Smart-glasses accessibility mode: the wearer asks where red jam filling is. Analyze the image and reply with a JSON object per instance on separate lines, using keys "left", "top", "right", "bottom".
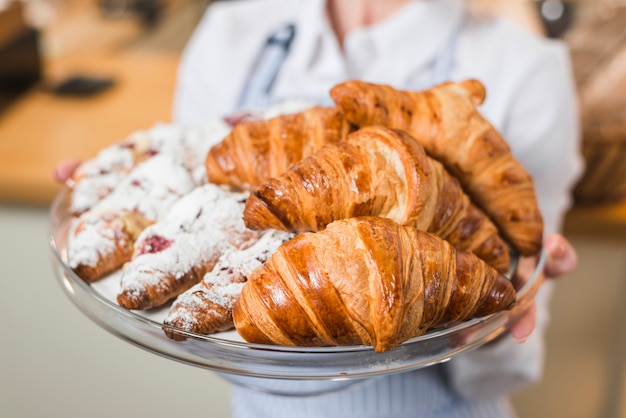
{"left": 138, "top": 235, "right": 174, "bottom": 255}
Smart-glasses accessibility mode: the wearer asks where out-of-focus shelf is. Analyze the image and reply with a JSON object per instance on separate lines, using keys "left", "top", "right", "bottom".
{"left": 0, "top": 49, "right": 180, "bottom": 205}
{"left": 0, "top": 0, "right": 192, "bottom": 205}
{"left": 564, "top": 199, "right": 626, "bottom": 239}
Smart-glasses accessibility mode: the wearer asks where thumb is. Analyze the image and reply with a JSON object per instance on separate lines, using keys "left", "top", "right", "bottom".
{"left": 543, "top": 234, "right": 578, "bottom": 279}
{"left": 53, "top": 160, "right": 81, "bottom": 183}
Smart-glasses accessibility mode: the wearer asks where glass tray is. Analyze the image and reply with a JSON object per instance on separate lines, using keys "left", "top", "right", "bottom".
{"left": 49, "top": 187, "right": 546, "bottom": 396}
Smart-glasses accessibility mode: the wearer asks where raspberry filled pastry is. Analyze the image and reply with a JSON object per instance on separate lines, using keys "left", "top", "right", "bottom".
{"left": 68, "top": 121, "right": 230, "bottom": 214}
{"left": 163, "top": 229, "right": 293, "bottom": 340}
{"left": 67, "top": 155, "right": 197, "bottom": 282}
{"left": 117, "top": 183, "right": 262, "bottom": 310}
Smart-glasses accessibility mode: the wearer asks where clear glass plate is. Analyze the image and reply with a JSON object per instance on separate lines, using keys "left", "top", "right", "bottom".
{"left": 49, "top": 186, "right": 546, "bottom": 396}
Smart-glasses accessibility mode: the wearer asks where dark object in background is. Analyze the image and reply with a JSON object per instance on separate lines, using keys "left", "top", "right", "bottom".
{"left": 535, "top": 0, "right": 575, "bottom": 38}
{"left": 51, "top": 76, "right": 115, "bottom": 97}
{"left": 99, "top": 0, "right": 165, "bottom": 28}
{"left": 0, "top": 3, "right": 42, "bottom": 115}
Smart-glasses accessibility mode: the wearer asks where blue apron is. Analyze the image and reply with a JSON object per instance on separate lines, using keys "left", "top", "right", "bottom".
{"left": 237, "top": 21, "right": 460, "bottom": 111}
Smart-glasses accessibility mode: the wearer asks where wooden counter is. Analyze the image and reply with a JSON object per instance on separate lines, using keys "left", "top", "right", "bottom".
{"left": 0, "top": 49, "right": 180, "bottom": 205}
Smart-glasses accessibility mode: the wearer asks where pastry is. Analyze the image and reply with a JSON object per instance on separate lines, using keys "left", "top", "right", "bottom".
{"left": 233, "top": 216, "right": 516, "bottom": 352}
{"left": 69, "top": 121, "right": 230, "bottom": 214}
{"left": 117, "top": 183, "right": 260, "bottom": 310}
{"left": 330, "top": 79, "right": 544, "bottom": 255}
{"left": 205, "top": 106, "right": 353, "bottom": 190}
{"left": 243, "top": 126, "right": 511, "bottom": 272}
{"left": 67, "top": 155, "right": 197, "bottom": 282}
{"left": 163, "top": 229, "right": 293, "bottom": 340}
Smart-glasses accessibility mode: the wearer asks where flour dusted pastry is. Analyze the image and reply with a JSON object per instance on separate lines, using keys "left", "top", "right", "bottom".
{"left": 163, "top": 230, "right": 293, "bottom": 340}
{"left": 233, "top": 217, "right": 517, "bottom": 353}
{"left": 117, "top": 184, "right": 261, "bottom": 310}
{"left": 67, "top": 155, "right": 196, "bottom": 282}
{"left": 205, "top": 106, "right": 353, "bottom": 190}
{"left": 330, "top": 79, "right": 544, "bottom": 255}
{"left": 244, "top": 126, "right": 511, "bottom": 273}
{"left": 69, "top": 121, "right": 230, "bottom": 214}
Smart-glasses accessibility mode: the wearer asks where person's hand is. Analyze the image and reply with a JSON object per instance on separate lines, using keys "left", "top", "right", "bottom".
{"left": 509, "top": 233, "right": 578, "bottom": 343}
{"left": 53, "top": 159, "right": 81, "bottom": 183}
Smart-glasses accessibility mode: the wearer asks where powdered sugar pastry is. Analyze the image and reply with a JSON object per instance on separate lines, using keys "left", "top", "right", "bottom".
{"left": 67, "top": 155, "right": 196, "bottom": 282}
{"left": 117, "top": 183, "right": 262, "bottom": 310}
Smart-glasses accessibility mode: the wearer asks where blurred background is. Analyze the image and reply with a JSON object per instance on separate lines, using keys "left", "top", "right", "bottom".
{"left": 0, "top": 0, "right": 625, "bottom": 417}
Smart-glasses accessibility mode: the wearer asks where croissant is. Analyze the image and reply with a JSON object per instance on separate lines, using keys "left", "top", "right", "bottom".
{"left": 163, "top": 229, "right": 293, "bottom": 340}
{"left": 117, "top": 184, "right": 259, "bottom": 310}
{"left": 68, "top": 155, "right": 197, "bottom": 282}
{"left": 330, "top": 79, "right": 543, "bottom": 256}
{"left": 205, "top": 106, "right": 353, "bottom": 190}
{"left": 243, "top": 126, "right": 511, "bottom": 272}
{"left": 233, "top": 217, "right": 516, "bottom": 352}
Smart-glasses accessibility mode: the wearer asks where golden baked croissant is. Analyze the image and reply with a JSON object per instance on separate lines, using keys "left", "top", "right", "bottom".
{"left": 330, "top": 79, "right": 543, "bottom": 256}
{"left": 233, "top": 216, "right": 517, "bottom": 353}
{"left": 243, "top": 126, "right": 510, "bottom": 272}
{"left": 205, "top": 106, "right": 353, "bottom": 190}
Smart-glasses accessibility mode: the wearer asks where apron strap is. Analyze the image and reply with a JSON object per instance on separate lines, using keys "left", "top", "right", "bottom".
{"left": 237, "top": 24, "right": 296, "bottom": 111}
{"left": 429, "top": 29, "right": 458, "bottom": 87}
{"left": 412, "top": 17, "right": 464, "bottom": 91}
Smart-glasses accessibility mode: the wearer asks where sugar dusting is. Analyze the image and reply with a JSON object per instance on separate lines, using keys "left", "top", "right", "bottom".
{"left": 68, "top": 100, "right": 313, "bottom": 334}
{"left": 69, "top": 120, "right": 231, "bottom": 213}
{"left": 118, "top": 183, "right": 256, "bottom": 298}
{"left": 165, "top": 229, "right": 294, "bottom": 333}
{"left": 68, "top": 155, "right": 196, "bottom": 269}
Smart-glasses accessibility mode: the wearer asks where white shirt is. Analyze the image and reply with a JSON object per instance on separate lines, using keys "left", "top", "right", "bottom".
{"left": 173, "top": 0, "right": 584, "bottom": 416}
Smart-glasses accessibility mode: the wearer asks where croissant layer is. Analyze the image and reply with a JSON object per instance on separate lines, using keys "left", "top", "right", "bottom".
{"left": 233, "top": 217, "right": 516, "bottom": 352}
{"left": 205, "top": 106, "right": 353, "bottom": 190}
{"left": 330, "top": 80, "right": 543, "bottom": 256}
{"left": 244, "top": 126, "right": 510, "bottom": 272}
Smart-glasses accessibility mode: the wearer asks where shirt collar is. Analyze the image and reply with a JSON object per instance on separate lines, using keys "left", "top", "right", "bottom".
{"left": 348, "top": 0, "right": 466, "bottom": 82}
{"left": 272, "top": 0, "right": 466, "bottom": 101}
{"left": 289, "top": 0, "right": 344, "bottom": 76}
{"left": 270, "top": 0, "right": 344, "bottom": 102}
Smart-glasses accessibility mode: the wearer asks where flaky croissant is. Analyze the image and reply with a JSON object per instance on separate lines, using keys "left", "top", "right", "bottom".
{"left": 233, "top": 217, "right": 516, "bottom": 353}
{"left": 330, "top": 79, "right": 543, "bottom": 256}
{"left": 205, "top": 106, "right": 353, "bottom": 190}
{"left": 244, "top": 126, "right": 510, "bottom": 272}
